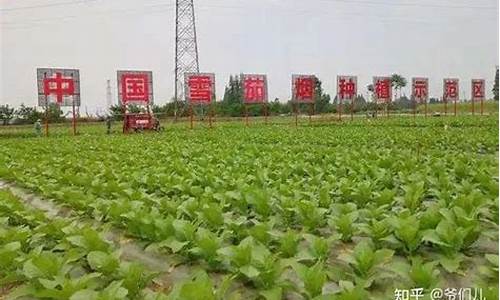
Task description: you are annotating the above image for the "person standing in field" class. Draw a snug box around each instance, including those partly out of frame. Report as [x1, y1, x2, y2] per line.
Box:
[153, 116, 161, 131]
[34, 119, 42, 136]
[106, 116, 112, 134]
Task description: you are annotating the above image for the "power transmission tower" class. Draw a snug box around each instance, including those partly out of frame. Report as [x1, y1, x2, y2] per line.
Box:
[106, 79, 113, 112]
[174, 0, 199, 120]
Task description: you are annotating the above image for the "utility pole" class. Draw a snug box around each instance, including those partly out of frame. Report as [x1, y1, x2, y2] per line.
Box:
[106, 79, 112, 113]
[174, 0, 200, 121]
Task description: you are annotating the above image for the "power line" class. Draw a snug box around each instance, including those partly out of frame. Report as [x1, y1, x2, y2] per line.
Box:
[1, 0, 495, 29]
[316, 0, 497, 10]
[1, 4, 175, 28]
[0, 0, 100, 12]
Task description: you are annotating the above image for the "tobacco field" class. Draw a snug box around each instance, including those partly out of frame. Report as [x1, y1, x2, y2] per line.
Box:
[0, 116, 498, 300]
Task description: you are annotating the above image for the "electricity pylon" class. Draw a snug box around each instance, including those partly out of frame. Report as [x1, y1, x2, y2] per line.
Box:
[174, 0, 199, 120]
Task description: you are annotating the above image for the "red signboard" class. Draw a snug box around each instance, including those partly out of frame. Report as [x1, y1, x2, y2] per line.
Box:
[337, 76, 357, 100]
[443, 79, 459, 102]
[37, 68, 80, 107]
[242, 74, 268, 104]
[43, 73, 75, 103]
[471, 79, 485, 101]
[185, 73, 215, 104]
[117, 71, 153, 105]
[412, 78, 429, 103]
[292, 75, 315, 103]
[373, 77, 392, 103]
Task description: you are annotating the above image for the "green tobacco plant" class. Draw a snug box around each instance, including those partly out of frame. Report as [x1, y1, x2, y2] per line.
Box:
[296, 200, 328, 232]
[276, 230, 301, 258]
[329, 202, 360, 242]
[14, 273, 102, 300]
[359, 218, 391, 248]
[166, 271, 236, 300]
[399, 182, 425, 213]
[418, 204, 442, 231]
[0, 241, 24, 285]
[422, 219, 468, 273]
[249, 221, 273, 246]
[330, 212, 359, 242]
[69, 281, 129, 300]
[246, 188, 273, 220]
[217, 237, 284, 289]
[408, 258, 440, 290]
[439, 207, 482, 250]
[9, 250, 101, 300]
[390, 257, 441, 291]
[478, 254, 499, 284]
[156, 219, 197, 254]
[349, 181, 374, 208]
[199, 203, 224, 229]
[292, 261, 327, 298]
[86, 250, 120, 275]
[297, 233, 336, 263]
[337, 240, 394, 288]
[374, 189, 396, 207]
[385, 211, 423, 254]
[189, 227, 222, 268]
[118, 262, 156, 299]
[330, 282, 369, 300]
[64, 227, 112, 255]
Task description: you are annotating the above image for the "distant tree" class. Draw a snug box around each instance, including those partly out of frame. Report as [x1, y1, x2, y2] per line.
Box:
[313, 78, 332, 113]
[46, 103, 64, 122]
[15, 104, 43, 124]
[220, 75, 244, 116]
[429, 97, 439, 104]
[391, 74, 407, 100]
[222, 75, 243, 105]
[0, 105, 15, 125]
[353, 95, 367, 112]
[109, 105, 124, 121]
[493, 66, 499, 101]
[268, 98, 283, 115]
[393, 95, 412, 110]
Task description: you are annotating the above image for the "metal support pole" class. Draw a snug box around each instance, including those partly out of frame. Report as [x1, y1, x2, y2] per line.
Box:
[264, 103, 268, 124]
[190, 104, 193, 129]
[309, 103, 312, 124]
[338, 98, 342, 121]
[295, 102, 298, 127]
[72, 101, 77, 135]
[351, 98, 354, 121]
[45, 101, 49, 137]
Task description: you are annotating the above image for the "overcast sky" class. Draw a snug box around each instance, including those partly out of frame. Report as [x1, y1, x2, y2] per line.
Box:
[1, 0, 498, 113]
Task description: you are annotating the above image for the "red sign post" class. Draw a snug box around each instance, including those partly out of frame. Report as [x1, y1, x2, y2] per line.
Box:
[292, 74, 315, 126]
[443, 79, 459, 116]
[185, 73, 216, 128]
[412, 78, 429, 118]
[37, 68, 80, 136]
[337, 76, 357, 121]
[471, 79, 485, 116]
[373, 77, 392, 117]
[242, 74, 268, 126]
[117, 70, 154, 133]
